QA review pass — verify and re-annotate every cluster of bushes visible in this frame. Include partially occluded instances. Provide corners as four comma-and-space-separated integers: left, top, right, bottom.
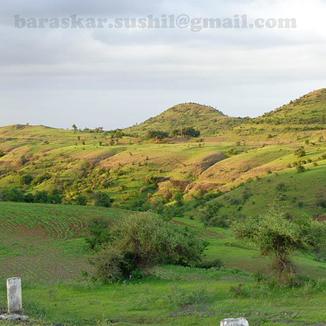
147, 127, 200, 140
88, 215, 206, 283
0, 188, 63, 204
0, 187, 112, 208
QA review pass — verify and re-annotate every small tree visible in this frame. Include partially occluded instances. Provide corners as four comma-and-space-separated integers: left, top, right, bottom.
72, 124, 78, 132
234, 211, 311, 284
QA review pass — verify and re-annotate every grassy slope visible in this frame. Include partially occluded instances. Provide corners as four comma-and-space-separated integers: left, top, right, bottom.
258, 88, 326, 125
0, 202, 325, 325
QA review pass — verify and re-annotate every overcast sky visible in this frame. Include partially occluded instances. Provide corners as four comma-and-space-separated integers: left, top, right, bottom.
0, 0, 325, 130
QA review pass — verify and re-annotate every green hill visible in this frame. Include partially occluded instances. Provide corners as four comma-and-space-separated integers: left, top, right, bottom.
256, 88, 326, 125
125, 102, 243, 136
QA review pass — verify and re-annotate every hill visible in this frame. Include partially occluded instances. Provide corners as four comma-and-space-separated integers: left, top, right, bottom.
256, 88, 326, 126
125, 102, 243, 136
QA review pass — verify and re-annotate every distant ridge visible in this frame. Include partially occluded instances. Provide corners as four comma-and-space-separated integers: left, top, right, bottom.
256, 88, 326, 125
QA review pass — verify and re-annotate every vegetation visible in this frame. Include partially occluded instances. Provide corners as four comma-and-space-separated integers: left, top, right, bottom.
91, 215, 206, 283
0, 89, 326, 324
234, 211, 324, 284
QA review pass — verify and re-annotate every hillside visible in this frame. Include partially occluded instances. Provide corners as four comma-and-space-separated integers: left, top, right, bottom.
125, 102, 243, 136
256, 88, 326, 126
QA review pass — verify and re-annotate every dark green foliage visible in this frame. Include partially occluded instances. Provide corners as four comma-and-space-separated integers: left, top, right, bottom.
0, 150, 6, 157
21, 174, 33, 185
296, 165, 306, 173
91, 215, 206, 283
86, 218, 111, 251
172, 127, 200, 138
93, 191, 112, 207
147, 130, 170, 140
75, 194, 88, 206
0, 187, 25, 202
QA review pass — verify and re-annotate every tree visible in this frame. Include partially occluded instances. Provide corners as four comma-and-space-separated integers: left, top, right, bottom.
234, 211, 313, 284
72, 124, 78, 132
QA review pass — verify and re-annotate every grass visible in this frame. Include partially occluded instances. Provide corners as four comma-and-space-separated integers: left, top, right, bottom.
0, 202, 326, 325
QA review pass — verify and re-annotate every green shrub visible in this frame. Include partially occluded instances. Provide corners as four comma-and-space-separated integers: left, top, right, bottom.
93, 191, 112, 207
21, 174, 33, 185
86, 218, 111, 251
91, 215, 206, 283
296, 165, 306, 173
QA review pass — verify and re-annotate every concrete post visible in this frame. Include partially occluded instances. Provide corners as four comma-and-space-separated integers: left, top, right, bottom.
7, 277, 23, 314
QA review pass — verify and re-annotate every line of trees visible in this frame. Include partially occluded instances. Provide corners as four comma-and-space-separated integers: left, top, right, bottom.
147, 127, 200, 140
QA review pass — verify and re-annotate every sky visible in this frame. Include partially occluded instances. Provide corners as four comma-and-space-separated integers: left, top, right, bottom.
0, 0, 326, 130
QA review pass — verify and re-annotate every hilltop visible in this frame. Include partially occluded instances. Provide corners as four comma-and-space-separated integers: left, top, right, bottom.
125, 102, 243, 136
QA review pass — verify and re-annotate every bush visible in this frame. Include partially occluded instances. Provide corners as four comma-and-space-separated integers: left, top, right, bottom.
296, 165, 306, 173
75, 194, 87, 206
295, 147, 306, 157
92, 247, 138, 283
21, 174, 33, 185
0, 188, 25, 202
93, 191, 112, 207
86, 218, 111, 251
91, 215, 206, 283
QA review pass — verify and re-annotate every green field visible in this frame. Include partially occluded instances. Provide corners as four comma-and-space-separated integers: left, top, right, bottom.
0, 202, 326, 325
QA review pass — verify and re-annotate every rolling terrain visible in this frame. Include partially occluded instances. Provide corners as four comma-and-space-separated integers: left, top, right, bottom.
0, 89, 325, 220
0, 89, 326, 325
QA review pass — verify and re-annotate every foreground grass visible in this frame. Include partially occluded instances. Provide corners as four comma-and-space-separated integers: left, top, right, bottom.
1, 267, 326, 325
0, 202, 326, 325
